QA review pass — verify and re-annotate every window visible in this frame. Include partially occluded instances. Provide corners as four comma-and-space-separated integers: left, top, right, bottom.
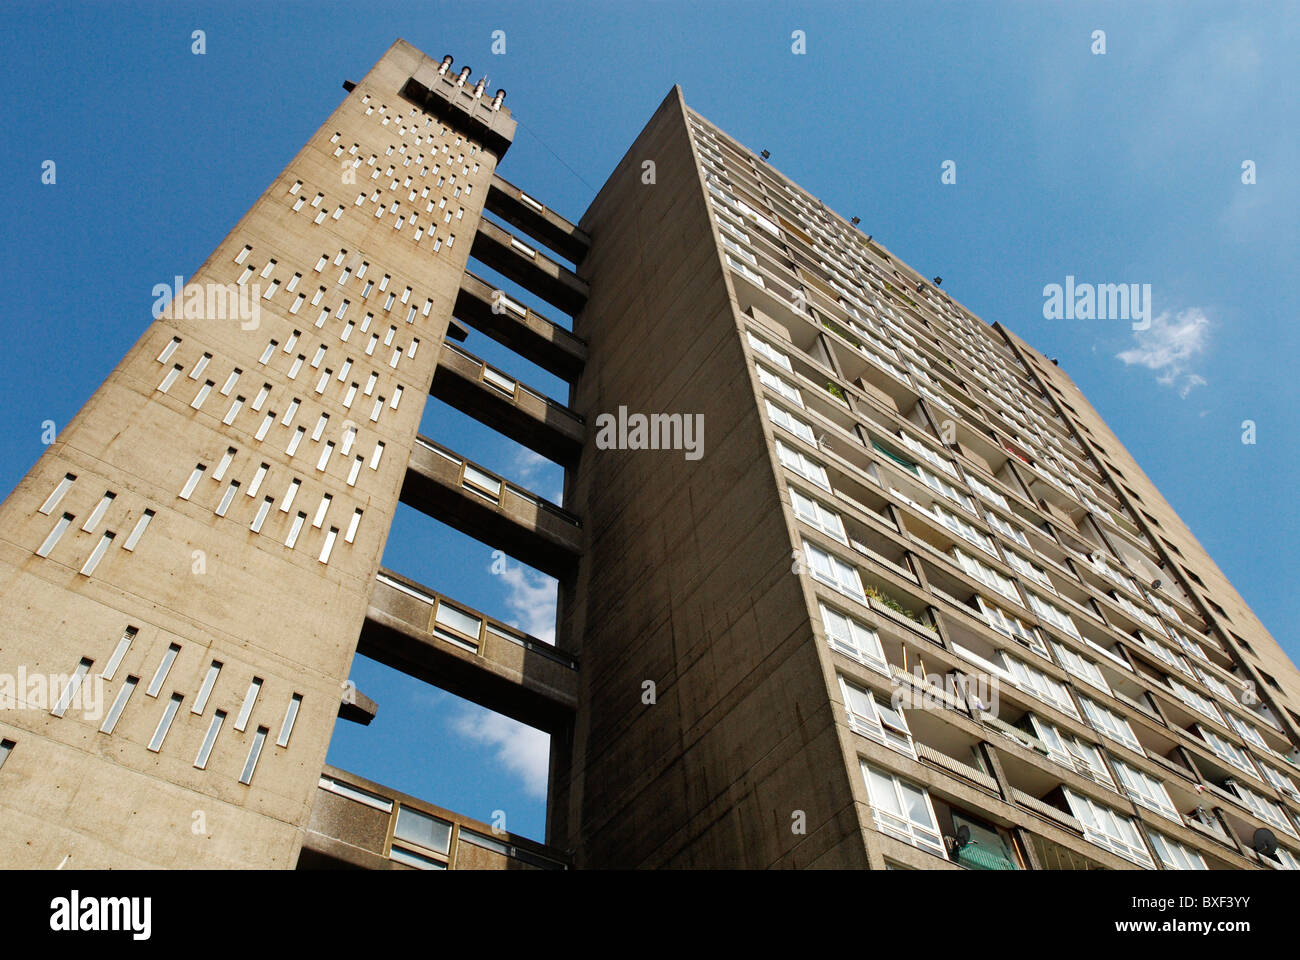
1080, 696, 1142, 754
157, 364, 183, 393
1028, 592, 1080, 639
1198, 725, 1258, 777
80, 532, 114, 576
101, 627, 137, 680
1004, 654, 1078, 717
860, 762, 945, 858
953, 548, 1021, 606
765, 400, 816, 445
1052, 641, 1109, 693
39, 473, 77, 515
393, 806, 453, 857
35, 512, 75, 558
1029, 714, 1114, 787
194, 710, 226, 769
755, 364, 803, 406
148, 693, 184, 752
277, 693, 303, 747
790, 486, 846, 543
1063, 788, 1153, 867
776, 439, 829, 491
239, 726, 269, 785
51, 658, 93, 718
234, 677, 263, 732
840, 676, 914, 757
746, 331, 792, 371
1114, 759, 1179, 821
1169, 678, 1223, 723
803, 539, 865, 602
819, 603, 887, 673
1226, 712, 1270, 752
976, 596, 1045, 655
1006, 550, 1055, 593
1148, 830, 1208, 870
146, 643, 180, 697
192, 661, 222, 715
1226, 779, 1296, 837
99, 676, 138, 735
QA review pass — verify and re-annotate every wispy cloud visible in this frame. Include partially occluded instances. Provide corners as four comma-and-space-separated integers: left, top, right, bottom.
1116, 308, 1211, 397
451, 707, 550, 800
493, 555, 558, 645
513, 448, 563, 505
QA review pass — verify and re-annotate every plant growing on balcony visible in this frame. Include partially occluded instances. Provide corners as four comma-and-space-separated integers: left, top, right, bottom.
825, 381, 845, 401
864, 584, 929, 628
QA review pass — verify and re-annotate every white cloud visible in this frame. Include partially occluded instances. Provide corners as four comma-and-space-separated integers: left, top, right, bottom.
495, 557, 558, 645
452, 707, 550, 800
1116, 308, 1210, 397
512, 448, 563, 505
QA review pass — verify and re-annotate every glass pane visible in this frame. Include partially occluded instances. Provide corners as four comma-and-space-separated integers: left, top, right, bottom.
394, 806, 453, 855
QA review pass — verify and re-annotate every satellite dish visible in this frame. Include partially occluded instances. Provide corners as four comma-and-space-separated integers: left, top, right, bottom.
1254, 828, 1278, 857
1151, 579, 1162, 590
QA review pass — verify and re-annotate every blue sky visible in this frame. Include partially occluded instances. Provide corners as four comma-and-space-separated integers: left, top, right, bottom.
2, 1, 1296, 842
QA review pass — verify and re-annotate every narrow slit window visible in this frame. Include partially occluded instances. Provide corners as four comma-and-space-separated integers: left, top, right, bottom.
157, 336, 182, 363
279, 478, 300, 513
215, 481, 240, 517
316, 442, 335, 472
250, 496, 273, 533
370, 442, 385, 469
312, 495, 332, 529
318, 527, 338, 563
51, 658, 93, 717
148, 693, 184, 752
36, 513, 75, 557
239, 726, 269, 785
39, 473, 77, 515
286, 426, 305, 456
213, 448, 236, 482
179, 464, 205, 500
102, 626, 137, 680
193, 710, 226, 770
158, 364, 183, 393
345, 508, 362, 544
347, 456, 363, 486
220, 369, 241, 396
188, 353, 212, 380
285, 511, 306, 548
79, 532, 115, 576
99, 676, 138, 734
146, 643, 181, 697
222, 395, 244, 425
247, 463, 269, 498
311, 414, 329, 442
191, 661, 222, 715
121, 510, 154, 552
276, 694, 303, 747
235, 677, 262, 732
190, 380, 214, 409
81, 492, 115, 532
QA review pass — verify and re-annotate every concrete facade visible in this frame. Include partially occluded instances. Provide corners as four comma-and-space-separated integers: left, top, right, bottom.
2, 38, 1299, 872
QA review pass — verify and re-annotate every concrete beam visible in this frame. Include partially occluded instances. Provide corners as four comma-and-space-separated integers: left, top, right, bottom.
454, 271, 586, 381
401, 436, 582, 580
471, 219, 589, 316
359, 568, 578, 732
431, 341, 584, 466
485, 174, 591, 264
